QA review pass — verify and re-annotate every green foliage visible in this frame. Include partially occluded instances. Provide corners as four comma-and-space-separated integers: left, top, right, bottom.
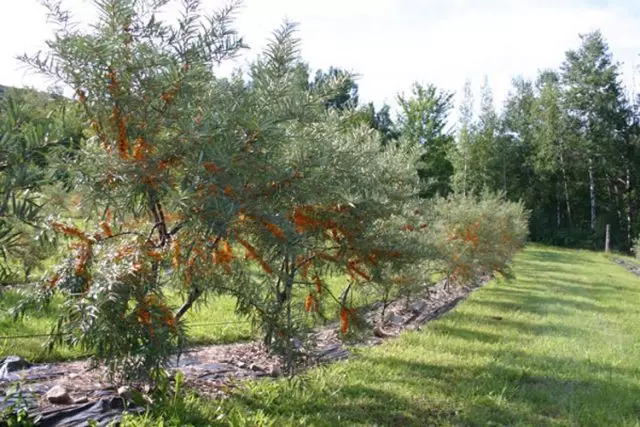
450, 80, 475, 195
0, 289, 89, 362
311, 67, 359, 111
0, 88, 82, 284
350, 102, 399, 146
451, 78, 500, 196
0, 277, 367, 362
1, 383, 38, 427
499, 77, 535, 199
396, 83, 455, 197
432, 192, 529, 284
561, 31, 629, 233
4, 0, 527, 385
448, 31, 639, 252
120, 371, 221, 427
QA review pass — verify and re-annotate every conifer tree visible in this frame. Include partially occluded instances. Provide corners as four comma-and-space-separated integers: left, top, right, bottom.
311, 67, 359, 110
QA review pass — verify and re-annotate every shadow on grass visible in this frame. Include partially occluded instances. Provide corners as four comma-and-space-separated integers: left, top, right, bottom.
431, 315, 589, 343
469, 295, 620, 316
228, 349, 640, 426
229, 373, 458, 426
220, 247, 640, 425
431, 325, 505, 344
521, 246, 596, 265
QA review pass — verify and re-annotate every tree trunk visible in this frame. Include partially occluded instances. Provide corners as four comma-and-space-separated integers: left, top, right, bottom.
612, 181, 622, 237
558, 149, 572, 226
503, 159, 507, 194
175, 287, 202, 322
284, 254, 296, 377
463, 148, 468, 197
588, 157, 596, 231
556, 183, 561, 228
626, 167, 633, 251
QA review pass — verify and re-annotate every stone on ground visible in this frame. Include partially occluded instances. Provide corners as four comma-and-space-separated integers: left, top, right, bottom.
46, 385, 73, 405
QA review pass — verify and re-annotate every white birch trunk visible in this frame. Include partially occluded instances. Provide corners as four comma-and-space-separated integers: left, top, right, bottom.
588, 157, 596, 231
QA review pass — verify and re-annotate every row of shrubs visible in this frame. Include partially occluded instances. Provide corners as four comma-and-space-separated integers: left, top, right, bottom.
3, 0, 529, 392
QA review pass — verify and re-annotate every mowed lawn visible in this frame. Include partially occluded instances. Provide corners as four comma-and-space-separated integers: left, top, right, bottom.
161, 246, 640, 427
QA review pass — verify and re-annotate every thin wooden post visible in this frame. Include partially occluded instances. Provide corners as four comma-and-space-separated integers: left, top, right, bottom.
605, 224, 611, 253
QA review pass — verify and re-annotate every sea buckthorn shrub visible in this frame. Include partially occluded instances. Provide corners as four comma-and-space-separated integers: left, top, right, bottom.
17, 0, 438, 379
432, 192, 529, 286
16, 0, 529, 382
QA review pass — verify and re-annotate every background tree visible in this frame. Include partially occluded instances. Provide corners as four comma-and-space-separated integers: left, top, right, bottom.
560, 31, 629, 235
311, 67, 359, 110
623, 97, 640, 247
396, 82, 454, 197
472, 77, 500, 191
353, 102, 399, 146
451, 80, 476, 195
499, 77, 535, 200
529, 70, 574, 235
443, 32, 638, 251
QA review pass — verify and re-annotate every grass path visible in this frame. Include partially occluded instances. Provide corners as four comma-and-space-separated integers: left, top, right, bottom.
152, 246, 640, 426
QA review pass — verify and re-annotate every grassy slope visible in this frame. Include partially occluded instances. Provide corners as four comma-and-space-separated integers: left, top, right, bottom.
138, 245, 640, 427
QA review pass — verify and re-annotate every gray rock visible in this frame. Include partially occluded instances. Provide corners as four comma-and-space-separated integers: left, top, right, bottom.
46, 385, 73, 405
410, 299, 428, 314
0, 356, 31, 380
250, 363, 264, 372
383, 312, 405, 326
269, 364, 282, 377
74, 396, 89, 404
316, 344, 350, 362
117, 386, 132, 401
236, 361, 247, 369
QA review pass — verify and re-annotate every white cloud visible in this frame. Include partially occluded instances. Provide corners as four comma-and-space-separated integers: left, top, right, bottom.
1, 0, 638, 115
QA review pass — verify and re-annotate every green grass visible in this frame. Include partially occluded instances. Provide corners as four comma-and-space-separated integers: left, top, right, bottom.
0, 291, 86, 361
0, 275, 361, 362
607, 250, 640, 266
0, 291, 249, 362
126, 245, 640, 426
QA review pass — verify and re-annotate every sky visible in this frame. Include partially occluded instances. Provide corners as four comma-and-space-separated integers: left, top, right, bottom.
1, 0, 639, 115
